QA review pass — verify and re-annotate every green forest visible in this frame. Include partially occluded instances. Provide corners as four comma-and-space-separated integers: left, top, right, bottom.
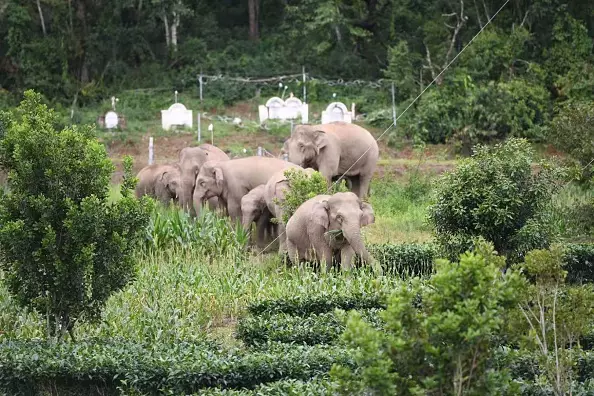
1, 0, 593, 148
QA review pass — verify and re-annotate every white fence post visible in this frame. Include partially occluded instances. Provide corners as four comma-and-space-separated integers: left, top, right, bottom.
208, 123, 214, 145
197, 113, 201, 142
148, 137, 154, 165
257, 146, 263, 156
391, 82, 397, 126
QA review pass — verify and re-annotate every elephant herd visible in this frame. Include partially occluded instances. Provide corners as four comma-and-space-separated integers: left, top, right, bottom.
135, 121, 380, 272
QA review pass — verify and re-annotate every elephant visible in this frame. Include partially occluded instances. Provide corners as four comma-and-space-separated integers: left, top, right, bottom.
285, 191, 378, 272
241, 185, 278, 250
193, 156, 300, 224
135, 163, 182, 206
178, 144, 230, 215
283, 121, 379, 199
264, 166, 317, 255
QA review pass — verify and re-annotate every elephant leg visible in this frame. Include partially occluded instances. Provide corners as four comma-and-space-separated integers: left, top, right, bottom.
286, 238, 300, 266
255, 214, 269, 248
310, 238, 333, 272
277, 222, 288, 255
227, 200, 242, 226
340, 245, 356, 271
207, 197, 219, 212
349, 176, 362, 197
358, 173, 373, 199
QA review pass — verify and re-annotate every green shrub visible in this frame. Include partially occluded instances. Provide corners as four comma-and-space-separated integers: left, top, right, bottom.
191, 377, 333, 395
331, 241, 524, 395
279, 168, 348, 224
0, 339, 353, 395
550, 101, 594, 184
0, 91, 150, 340
367, 243, 436, 277
145, 204, 249, 257
247, 292, 385, 317
563, 243, 594, 284
428, 137, 566, 264
237, 309, 384, 347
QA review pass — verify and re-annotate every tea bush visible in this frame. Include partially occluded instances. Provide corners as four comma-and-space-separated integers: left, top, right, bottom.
428, 138, 566, 264
368, 243, 436, 277
0, 91, 150, 340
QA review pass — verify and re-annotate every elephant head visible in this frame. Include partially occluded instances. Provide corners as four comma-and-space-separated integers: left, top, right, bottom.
155, 165, 182, 205
285, 125, 329, 168
193, 161, 224, 215
241, 185, 267, 232
310, 192, 375, 264
178, 146, 209, 214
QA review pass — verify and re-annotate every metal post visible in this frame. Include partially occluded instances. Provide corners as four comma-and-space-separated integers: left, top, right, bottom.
302, 66, 306, 103
257, 146, 263, 156
391, 82, 397, 126
148, 137, 154, 165
199, 70, 203, 102
290, 120, 294, 135
208, 123, 214, 145
197, 113, 201, 142
282, 153, 289, 161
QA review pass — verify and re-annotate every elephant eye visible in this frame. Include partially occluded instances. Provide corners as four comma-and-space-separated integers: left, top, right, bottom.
336, 214, 343, 223
200, 181, 206, 187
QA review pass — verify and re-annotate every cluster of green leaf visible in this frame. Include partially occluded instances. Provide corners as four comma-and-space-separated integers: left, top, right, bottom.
278, 168, 348, 224
145, 204, 249, 257
367, 243, 436, 278
0, 339, 352, 395
191, 377, 334, 395
428, 137, 567, 264
237, 309, 383, 347
0, 91, 150, 340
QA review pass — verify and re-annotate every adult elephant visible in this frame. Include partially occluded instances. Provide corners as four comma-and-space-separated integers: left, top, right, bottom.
193, 156, 300, 223
284, 122, 378, 198
264, 166, 316, 255
285, 192, 378, 273
135, 163, 182, 206
178, 144, 229, 215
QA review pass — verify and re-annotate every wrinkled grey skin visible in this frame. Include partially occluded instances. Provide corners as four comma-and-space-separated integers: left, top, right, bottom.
241, 185, 278, 250
135, 163, 182, 206
285, 192, 378, 272
178, 144, 229, 215
264, 166, 316, 255
193, 156, 300, 224
284, 122, 379, 198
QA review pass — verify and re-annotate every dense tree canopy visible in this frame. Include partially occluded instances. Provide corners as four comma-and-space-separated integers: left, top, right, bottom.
0, 0, 592, 145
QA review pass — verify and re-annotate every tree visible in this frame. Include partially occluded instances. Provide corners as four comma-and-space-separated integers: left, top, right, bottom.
331, 240, 523, 395
0, 90, 150, 340
427, 138, 566, 263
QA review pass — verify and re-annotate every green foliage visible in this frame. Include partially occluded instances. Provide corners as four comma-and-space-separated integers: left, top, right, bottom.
367, 243, 436, 277
550, 101, 594, 183
145, 205, 249, 257
331, 241, 524, 395
237, 309, 383, 347
278, 168, 348, 224
0, 339, 352, 395
0, 91, 150, 340
563, 243, 594, 284
428, 138, 566, 263
515, 247, 594, 395
193, 377, 334, 395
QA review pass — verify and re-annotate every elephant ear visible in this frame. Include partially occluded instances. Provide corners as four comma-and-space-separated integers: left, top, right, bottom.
312, 130, 329, 152
214, 166, 224, 188
360, 201, 375, 227
310, 200, 330, 229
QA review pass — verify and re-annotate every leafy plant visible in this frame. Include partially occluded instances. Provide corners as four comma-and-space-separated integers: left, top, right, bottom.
331, 240, 524, 395
428, 137, 566, 264
278, 168, 348, 224
0, 91, 150, 340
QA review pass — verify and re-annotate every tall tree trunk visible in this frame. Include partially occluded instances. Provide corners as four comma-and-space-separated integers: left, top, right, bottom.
36, 0, 47, 36
171, 9, 179, 52
163, 13, 170, 48
248, 0, 259, 40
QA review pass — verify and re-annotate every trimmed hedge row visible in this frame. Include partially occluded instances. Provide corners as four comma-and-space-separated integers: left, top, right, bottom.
237, 309, 384, 347
247, 292, 385, 317
192, 377, 332, 395
0, 339, 353, 395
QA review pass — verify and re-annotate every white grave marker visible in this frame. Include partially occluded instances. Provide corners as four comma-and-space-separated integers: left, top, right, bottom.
321, 102, 354, 124
105, 111, 119, 129
161, 103, 193, 130
258, 94, 308, 124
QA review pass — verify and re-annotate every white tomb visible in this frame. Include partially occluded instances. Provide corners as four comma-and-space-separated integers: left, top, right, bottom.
161, 103, 193, 130
321, 102, 354, 124
104, 111, 119, 129
259, 96, 308, 124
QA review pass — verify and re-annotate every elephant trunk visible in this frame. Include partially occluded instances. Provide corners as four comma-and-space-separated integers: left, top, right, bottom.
343, 223, 375, 266
193, 189, 207, 217
180, 178, 196, 216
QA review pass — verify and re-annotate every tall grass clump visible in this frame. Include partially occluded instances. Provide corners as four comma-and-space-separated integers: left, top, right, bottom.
145, 204, 249, 257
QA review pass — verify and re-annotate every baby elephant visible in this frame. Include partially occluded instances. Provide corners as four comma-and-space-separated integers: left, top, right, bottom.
241, 185, 277, 250
285, 192, 378, 272
135, 163, 182, 206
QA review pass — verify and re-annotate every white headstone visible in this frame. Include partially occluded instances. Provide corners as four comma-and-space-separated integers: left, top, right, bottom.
161, 103, 193, 130
321, 102, 353, 124
258, 96, 308, 124
105, 111, 119, 129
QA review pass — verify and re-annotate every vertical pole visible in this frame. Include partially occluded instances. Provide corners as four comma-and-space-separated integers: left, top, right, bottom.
197, 113, 201, 142
282, 153, 288, 161
257, 146, 263, 156
290, 120, 294, 136
391, 82, 397, 126
199, 70, 203, 102
208, 123, 214, 145
148, 137, 154, 165
302, 66, 306, 103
